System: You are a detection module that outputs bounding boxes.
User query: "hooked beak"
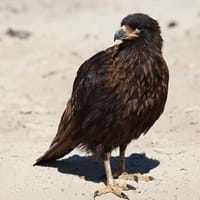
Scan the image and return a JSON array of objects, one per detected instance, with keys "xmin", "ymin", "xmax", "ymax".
[
  {"xmin": 114, "ymin": 27, "xmax": 129, "ymax": 41},
  {"xmin": 114, "ymin": 26, "xmax": 140, "ymax": 41}
]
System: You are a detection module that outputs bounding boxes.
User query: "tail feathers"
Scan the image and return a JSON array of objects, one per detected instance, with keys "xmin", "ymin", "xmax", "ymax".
[{"xmin": 33, "ymin": 139, "xmax": 79, "ymax": 166}]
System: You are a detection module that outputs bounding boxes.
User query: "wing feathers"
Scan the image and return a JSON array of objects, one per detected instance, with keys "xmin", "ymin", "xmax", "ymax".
[{"xmin": 34, "ymin": 101, "xmax": 81, "ymax": 165}]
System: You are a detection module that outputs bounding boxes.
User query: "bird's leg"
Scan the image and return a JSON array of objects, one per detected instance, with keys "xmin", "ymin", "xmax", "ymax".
[
  {"xmin": 94, "ymin": 152, "xmax": 135, "ymax": 199},
  {"xmin": 119, "ymin": 144, "xmax": 126, "ymax": 174},
  {"xmin": 113, "ymin": 144, "xmax": 126, "ymax": 178},
  {"xmin": 114, "ymin": 145, "xmax": 154, "ymax": 182}
]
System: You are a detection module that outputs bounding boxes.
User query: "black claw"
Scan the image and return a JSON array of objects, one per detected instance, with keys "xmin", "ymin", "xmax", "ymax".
[
  {"xmin": 121, "ymin": 192, "xmax": 129, "ymax": 200},
  {"xmin": 134, "ymin": 176, "xmax": 139, "ymax": 182},
  {"xmin": 149, "ymin": 176, "xmax": 154, "ymax": 181},
  {"xmin": 127, "ymin": 184, "xmax": 136, "ymax": 190},
  {"xmin": 93, "ymin": 191, "xmax": 99, "ymax": 199}
]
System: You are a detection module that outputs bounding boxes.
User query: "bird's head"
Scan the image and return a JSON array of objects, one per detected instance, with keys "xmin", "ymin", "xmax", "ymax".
[{"xmin": 114, "ymin": 13, "xmax": 162, "ymax": 49}]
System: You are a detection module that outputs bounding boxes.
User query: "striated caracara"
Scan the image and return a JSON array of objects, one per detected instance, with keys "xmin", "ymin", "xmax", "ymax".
[{"xmin": 34, "ymin": 13, "xmax": 169, "ymax": 199}]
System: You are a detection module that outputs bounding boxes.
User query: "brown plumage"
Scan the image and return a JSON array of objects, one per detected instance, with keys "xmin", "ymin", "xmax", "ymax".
[{"xmin": 34, "ymin": 13, "xmax": 169, "ymax": 199}]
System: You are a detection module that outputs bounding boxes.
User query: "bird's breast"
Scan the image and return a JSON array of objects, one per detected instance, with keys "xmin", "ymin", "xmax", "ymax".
[{"xmin": 106, "ymin": 56, "xmax": 168, "ymax": 121}]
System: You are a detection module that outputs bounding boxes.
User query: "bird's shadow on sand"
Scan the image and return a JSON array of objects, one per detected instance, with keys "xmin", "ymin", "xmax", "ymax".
[{"xmin": 39, "ymin": 153, "xmax": 160, "ymax": 183}]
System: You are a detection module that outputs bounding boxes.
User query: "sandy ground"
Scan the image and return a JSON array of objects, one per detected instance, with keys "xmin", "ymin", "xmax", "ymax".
[{"xmin": 0, "ymin": 0, "xmax": 200, "ymax": 199}]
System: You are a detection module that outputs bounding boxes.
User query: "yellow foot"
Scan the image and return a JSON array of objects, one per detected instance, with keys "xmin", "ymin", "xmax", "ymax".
[
  {"xmin": 114, "ymin": 172, "xmax": 154, "ymax": 182},
  {"xmin": 94, "ymin": 183, "xmax": 135, "ymax": 199}
]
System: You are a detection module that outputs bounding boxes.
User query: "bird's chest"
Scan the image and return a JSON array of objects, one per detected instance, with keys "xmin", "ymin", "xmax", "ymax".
[{"xmin": 107, "ymin": 61, "xmax": 167, "ymax": 118}]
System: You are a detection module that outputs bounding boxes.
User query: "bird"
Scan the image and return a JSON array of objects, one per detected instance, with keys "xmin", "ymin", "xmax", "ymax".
[{"xmin": 34, "ymin": 13, "xmax": 169, "ymax": 199}]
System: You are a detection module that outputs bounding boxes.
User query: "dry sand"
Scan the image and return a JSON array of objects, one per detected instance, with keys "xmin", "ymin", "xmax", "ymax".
[{"xmin": 0, "ymin": 0, "xmax": 200, "ymax": 199}]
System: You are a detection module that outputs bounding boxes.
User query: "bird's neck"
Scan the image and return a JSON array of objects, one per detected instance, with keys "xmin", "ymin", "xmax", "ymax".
[
  {"xmin": 115, "ymin": 41, "xmax": 161, "ymax": 64},
  {"xmin": 119, "ymin": 36, "xmax": 163, "ymax": 55}
]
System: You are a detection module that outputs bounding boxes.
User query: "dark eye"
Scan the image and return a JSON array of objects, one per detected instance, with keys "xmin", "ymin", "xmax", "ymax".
[{"xmin": 138, "ymin": 27, "xmax": 145, "ymax": 33}]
